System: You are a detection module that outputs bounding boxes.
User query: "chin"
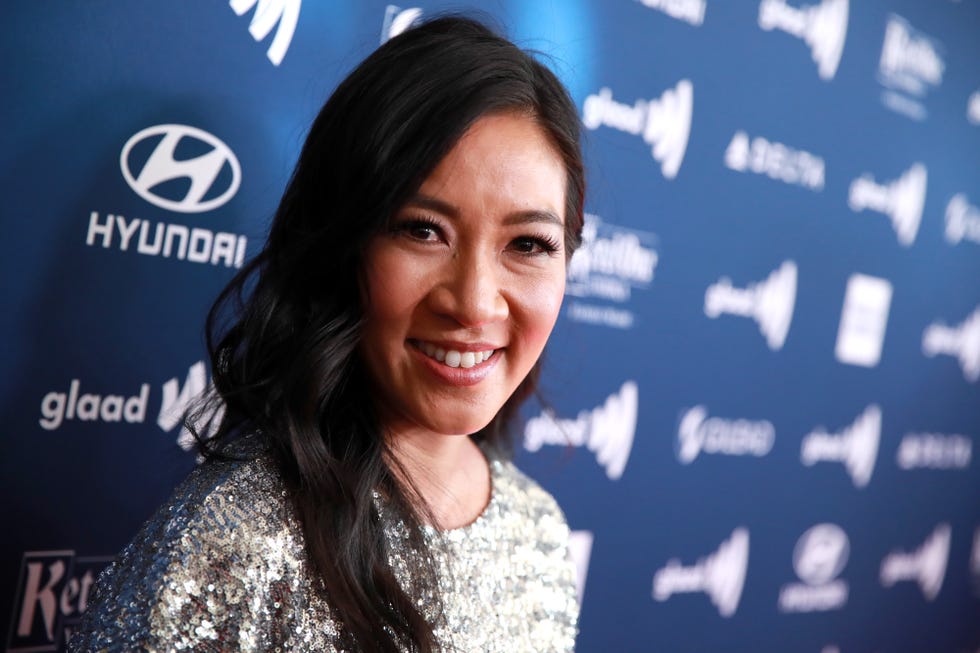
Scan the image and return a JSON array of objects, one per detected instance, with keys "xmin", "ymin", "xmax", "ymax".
[{"xmin": 417, "ymin": 410, "xmax": 499, "ymax": 438}]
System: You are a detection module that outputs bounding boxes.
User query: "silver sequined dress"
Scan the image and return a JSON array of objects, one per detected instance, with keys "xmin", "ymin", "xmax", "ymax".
[{"xmin": 69, "ymin": 449, "xmax": 579, "ymax": 652}]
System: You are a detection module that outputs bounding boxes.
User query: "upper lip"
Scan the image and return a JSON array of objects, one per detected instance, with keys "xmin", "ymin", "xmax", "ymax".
[{"xmin": 410, "ymin": 338, "xmax": 502, "ymax": 351}]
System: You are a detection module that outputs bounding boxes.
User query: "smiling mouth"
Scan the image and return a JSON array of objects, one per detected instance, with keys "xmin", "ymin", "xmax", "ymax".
[{"xmin": 412, "ymin": 341, "xmax": 497, "ymax": 369}]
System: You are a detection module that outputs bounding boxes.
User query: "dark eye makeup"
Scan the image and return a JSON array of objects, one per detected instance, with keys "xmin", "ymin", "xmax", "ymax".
[{"xmin": 390, "ymin": 214, "xmax": 562, "ymax": 257}]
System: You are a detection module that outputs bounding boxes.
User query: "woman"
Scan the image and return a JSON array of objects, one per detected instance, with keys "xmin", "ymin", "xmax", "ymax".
[{"xmin": 71, "ymin": 15, "xmax": 585, "ymax": 653}]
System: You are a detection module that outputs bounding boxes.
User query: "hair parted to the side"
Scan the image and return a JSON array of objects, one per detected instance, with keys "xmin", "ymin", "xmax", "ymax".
[{"xmin": 194, "ymin": 15, "xmax": 584, "ymax": 652}]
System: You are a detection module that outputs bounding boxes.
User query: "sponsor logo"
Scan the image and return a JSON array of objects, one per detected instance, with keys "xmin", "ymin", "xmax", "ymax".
[
  {"xmin": 922, "ymin": 306, "xmax": 980, "ymax": 382},
  {"xmin": 724, "ymin": 130, "xmax": 825, "ymax": 192},
  {"xmin": 835, "ymin": 274, "xmax": 893, "ymax": 368},
  {"xmin": 969, "ymin": 91, "xmax": 980, "ymax": 126},
  {"xmin": 582, "ymin": 81, "xmax": 693, "ymax": 179},
  {"xmin": 704, "ymin": 260, "xmax": 797, "ymax": 351},
  {"xmin": 565, "ymin": 304, "xmax": 636, "ymax": 330},
  {"xmin": 568, "ymin": 531, "xmax": 594, "ymax": 605},
  {"xmin": 877, "ymin": 14, "xmax": 945, "ymax": 121},
  {"xmin": 897, "ymin": 432, "xmax": 972, "ymax": 470},
  {"xmin": 38, "ymin": 361, "xmax": 219, "ymax": 452},
  {"xmin": 94, "ymin": 125, "xmax": 249, "ymax": 268},
  {"xmin": 229, "ymin": 0, "xmax": 301, "ymax": 66},
  {"xmin": 945, "ymin": 194, "xmax": 980, "ymax": 246},
  {"xmin": 676, "ymin": 406, "xmax": 775, "ymax": 464},
  {"xmin": 523, "ymin": 381, "xmax": 638, "ymax": 480},
  {"xmin": 758, "ymin": 0, "xmax": 849, "ymax": 81},
  {"xmin": 381, "ymin": 5, "xmax": 422, "ymax": 43},
  {"xmin": 652, "ymin": 527, "xmax": 749, "ymax": 617},
  {"xmin": 565, "ymin": 213, "xmax": 658, "ymax": 330},
  {"xmin": 39, "ymin": 379, "xmax": 149, "ymax": 432},
  {"xmin": 801, "ymin": 404, "xmax": 881, "ymax": 488},
  {"xmin": 778, "ymin": 523, "xmax": 849, "ymax": 612},
  {"xmin": 157, "ymin": 361, "xmax": 224, "ymax": 453},
  {"xmin": 121, "ymin": 124, "xmax": 241, "ymax": 214},
  {"xmin": 880, "ymin": 523, "xmax": 951, "ymax": 601},
  {"xmin": 636, "ymin": 0, "xmax": 706, "ymax": 26},
  {"xmin": 848, "ymin": 163, "xmax": 927, "ymax": 247},
  {"xmin": 86, "ymin": 211, "xmax": 247, "ymax": 268},
  {"xmin": 7, "ymin": 550, "xmax": 111, "ymax": 652}
]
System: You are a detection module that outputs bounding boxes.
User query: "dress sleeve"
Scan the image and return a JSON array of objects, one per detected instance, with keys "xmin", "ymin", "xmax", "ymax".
[{"xmin": 69, "ymin": 461, "xmax": 339, "ymax": 652}]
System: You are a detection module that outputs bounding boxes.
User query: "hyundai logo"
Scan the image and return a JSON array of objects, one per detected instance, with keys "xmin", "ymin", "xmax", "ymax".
[{"xmin": 120, "ymin": 124, "xmax": 241, "ymax": 213}]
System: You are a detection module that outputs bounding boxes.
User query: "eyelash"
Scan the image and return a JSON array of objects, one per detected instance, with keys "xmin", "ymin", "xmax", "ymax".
[
  {"xmin": 391, "ymin": 216, "xmax": 562, "ymax": 257},
  {"xmin": 391, "ymin": 216, "xmax": 443, "ymax": 242}
]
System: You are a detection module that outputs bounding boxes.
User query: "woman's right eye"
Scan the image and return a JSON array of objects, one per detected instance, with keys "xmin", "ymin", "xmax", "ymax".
[{"xmin": 392, "ymin": 218, "xmax": 442, "ymax": 242}]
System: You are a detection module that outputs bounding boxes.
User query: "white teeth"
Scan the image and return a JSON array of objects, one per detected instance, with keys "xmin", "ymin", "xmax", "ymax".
[{"xmin": 416, "ymin": 342, "xmax": 494, "ymax": 368}]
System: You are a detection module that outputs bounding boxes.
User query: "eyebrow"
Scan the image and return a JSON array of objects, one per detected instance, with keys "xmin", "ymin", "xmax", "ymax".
[{"xmin": 404, "ymin": 193, "xmax": 563, "ymax": 228}]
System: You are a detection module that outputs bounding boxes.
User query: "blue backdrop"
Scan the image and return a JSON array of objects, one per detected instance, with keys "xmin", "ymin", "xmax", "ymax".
[{"xmin": 2, "ymin": 1, "xmax": 978, "ymax": 651}]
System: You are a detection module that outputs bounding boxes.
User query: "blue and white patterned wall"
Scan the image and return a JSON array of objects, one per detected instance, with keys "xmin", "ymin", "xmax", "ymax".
[{"xmin": 2, "ymin": 2, "xmax": 978, "ymax": 651}]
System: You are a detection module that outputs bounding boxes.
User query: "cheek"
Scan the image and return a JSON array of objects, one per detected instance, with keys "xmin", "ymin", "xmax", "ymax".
[
  {"xmin": 364, "ymin": 247, "xmax": 425, "ymax": 323},
  {"xmin": 514, "ymin": 269, "xmax": 566, "ymax": 350}
]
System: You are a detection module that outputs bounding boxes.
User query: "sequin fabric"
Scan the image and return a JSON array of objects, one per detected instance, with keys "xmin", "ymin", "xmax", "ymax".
[{"xmin": 69, "ymin": 449, "xmax": 578, "ymax": 652}]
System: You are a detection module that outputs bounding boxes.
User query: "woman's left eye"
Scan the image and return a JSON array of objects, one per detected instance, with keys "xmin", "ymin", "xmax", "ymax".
[{"xmin": 509, "ymin": 235, "xmax": 561, "ymax": 256}]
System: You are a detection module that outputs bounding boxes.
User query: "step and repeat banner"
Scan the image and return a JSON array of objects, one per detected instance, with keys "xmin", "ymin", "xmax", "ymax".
[{"xmin": 2, "ymin": 1, "xmax": 978, "ymax": 651}]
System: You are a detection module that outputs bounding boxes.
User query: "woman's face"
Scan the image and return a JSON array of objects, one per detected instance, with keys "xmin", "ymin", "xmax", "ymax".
[{"xmin": 360, "ymin": 112, "xmax": 568, "ymax": 439}]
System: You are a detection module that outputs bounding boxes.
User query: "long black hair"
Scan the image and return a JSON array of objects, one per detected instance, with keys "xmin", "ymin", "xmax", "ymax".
[{"xmin": 198, "ymin": 15, "xmax": 584, "ymax": 652}]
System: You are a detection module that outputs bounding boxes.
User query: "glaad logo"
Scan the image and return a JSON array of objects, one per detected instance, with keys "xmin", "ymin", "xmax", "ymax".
[
  {"xmin": 121, "ymin": 124, "xmax": 241, "ymax": 214},
  {"xmin": 945, "ymin": 194, "xmax": 980, "ymax": 246},
  {"xmin": 523, "ymin": 381, "xmax": 638, "ymax": 480},
  {"xmin": 758, "ymin": 0, "xmax": 849, "ymax": 81},
  {"xmin": 896, "ymin": 432, "xmax": 972, "ymax": 470},
  {"xmin": 7, "ymin": 550, "xmax": 110, "ymax": 652},
  {"xmin": 922, "ymin": 306, "xmax": 980, "ymax": 382},
  {"xmin": 229, "ymin": 0, "xmax": 301, "ymax": 66},
  {"xmin": 158, "ymin": 361, "xmax": 224, "ymax": 453},
  {"xmin": 835, "ymin": 274, "xmax": 893, "ymax": 368},
  {"xmin": 582, "ymin": 81, "xmax": 693, "ymax": 179},
  {"xmin": 724, "ymin": 130, "xmax": 825, "ymax": 192},
  {"xmin": 801, "ymin": 404, "xmax": 881, "ymax": 488},
  {"xmin": 39, "ymin": 380, "xmax": 148, "ymax": 431},
  {"xmin": 877, "ymin": 14, "xmax": 944, "ymax": 121},
  {"xmin": 880, "ymin": 523, "xmax": 951, "ymax": 601},
  {"xmin": 652, "ymin": 527, "xmax": 750, "ymax": 618},
  {"xmin": 568, "ymin": 531, "xmax": 594, "ymax": 605},
  {"xmin": 848, "ymin": 163, "xmax": 927, "ymax": 247},
  {"xmin": 637, "ymin": 0, "xmax": 706, "ymax": 26},
  {"xmin": 565, "ymin": 213, "xmax": 659, "ymax": 330},
  {"xmin": 778, "ymin": 524, "xmax": 849, "ymax": 612},
  {"xmin": 38, "ymin": 362, "xmax": 220, "ymax": 452},
  {"xmin": 704, "ymin": 260, "xmax": 797, "ymax": 351},
  {"xmin": 381, "ymin": 5, "xmax": 422, "ymax": 43},
  {"xmin": 676, "ymin": 406, "xmax": 775, "ymax": 464}
]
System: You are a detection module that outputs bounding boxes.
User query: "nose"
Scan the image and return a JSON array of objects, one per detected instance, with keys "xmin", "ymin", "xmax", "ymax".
[{"xmin": 429, "ymin": 249, "xmax": 509, "ymax": 328}]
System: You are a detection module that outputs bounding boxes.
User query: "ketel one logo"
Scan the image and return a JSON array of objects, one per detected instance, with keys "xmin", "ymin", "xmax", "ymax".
[
  {"xmin": 120, "ymin": 124, "xmax": 242, "ymax": 214},
  {"xmin": 7, "ymin": 551, "xmax": 111, "ymax": 651}
]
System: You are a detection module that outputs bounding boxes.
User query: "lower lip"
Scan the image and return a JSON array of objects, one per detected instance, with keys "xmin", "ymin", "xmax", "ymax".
[{"xmin": 410, "ymin": 345, "xmax": 501, "ymax": 387}]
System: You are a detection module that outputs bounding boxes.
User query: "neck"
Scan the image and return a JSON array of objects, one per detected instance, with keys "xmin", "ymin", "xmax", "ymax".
[{"xmin": 387, "ymin": 429, "xmax": 491, "ymax": 530}]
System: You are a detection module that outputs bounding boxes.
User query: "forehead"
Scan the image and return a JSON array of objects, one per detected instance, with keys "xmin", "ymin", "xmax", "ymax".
[{"xmin": 416, "ymin": 112, "xmax": 567, "ymax": 221}]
